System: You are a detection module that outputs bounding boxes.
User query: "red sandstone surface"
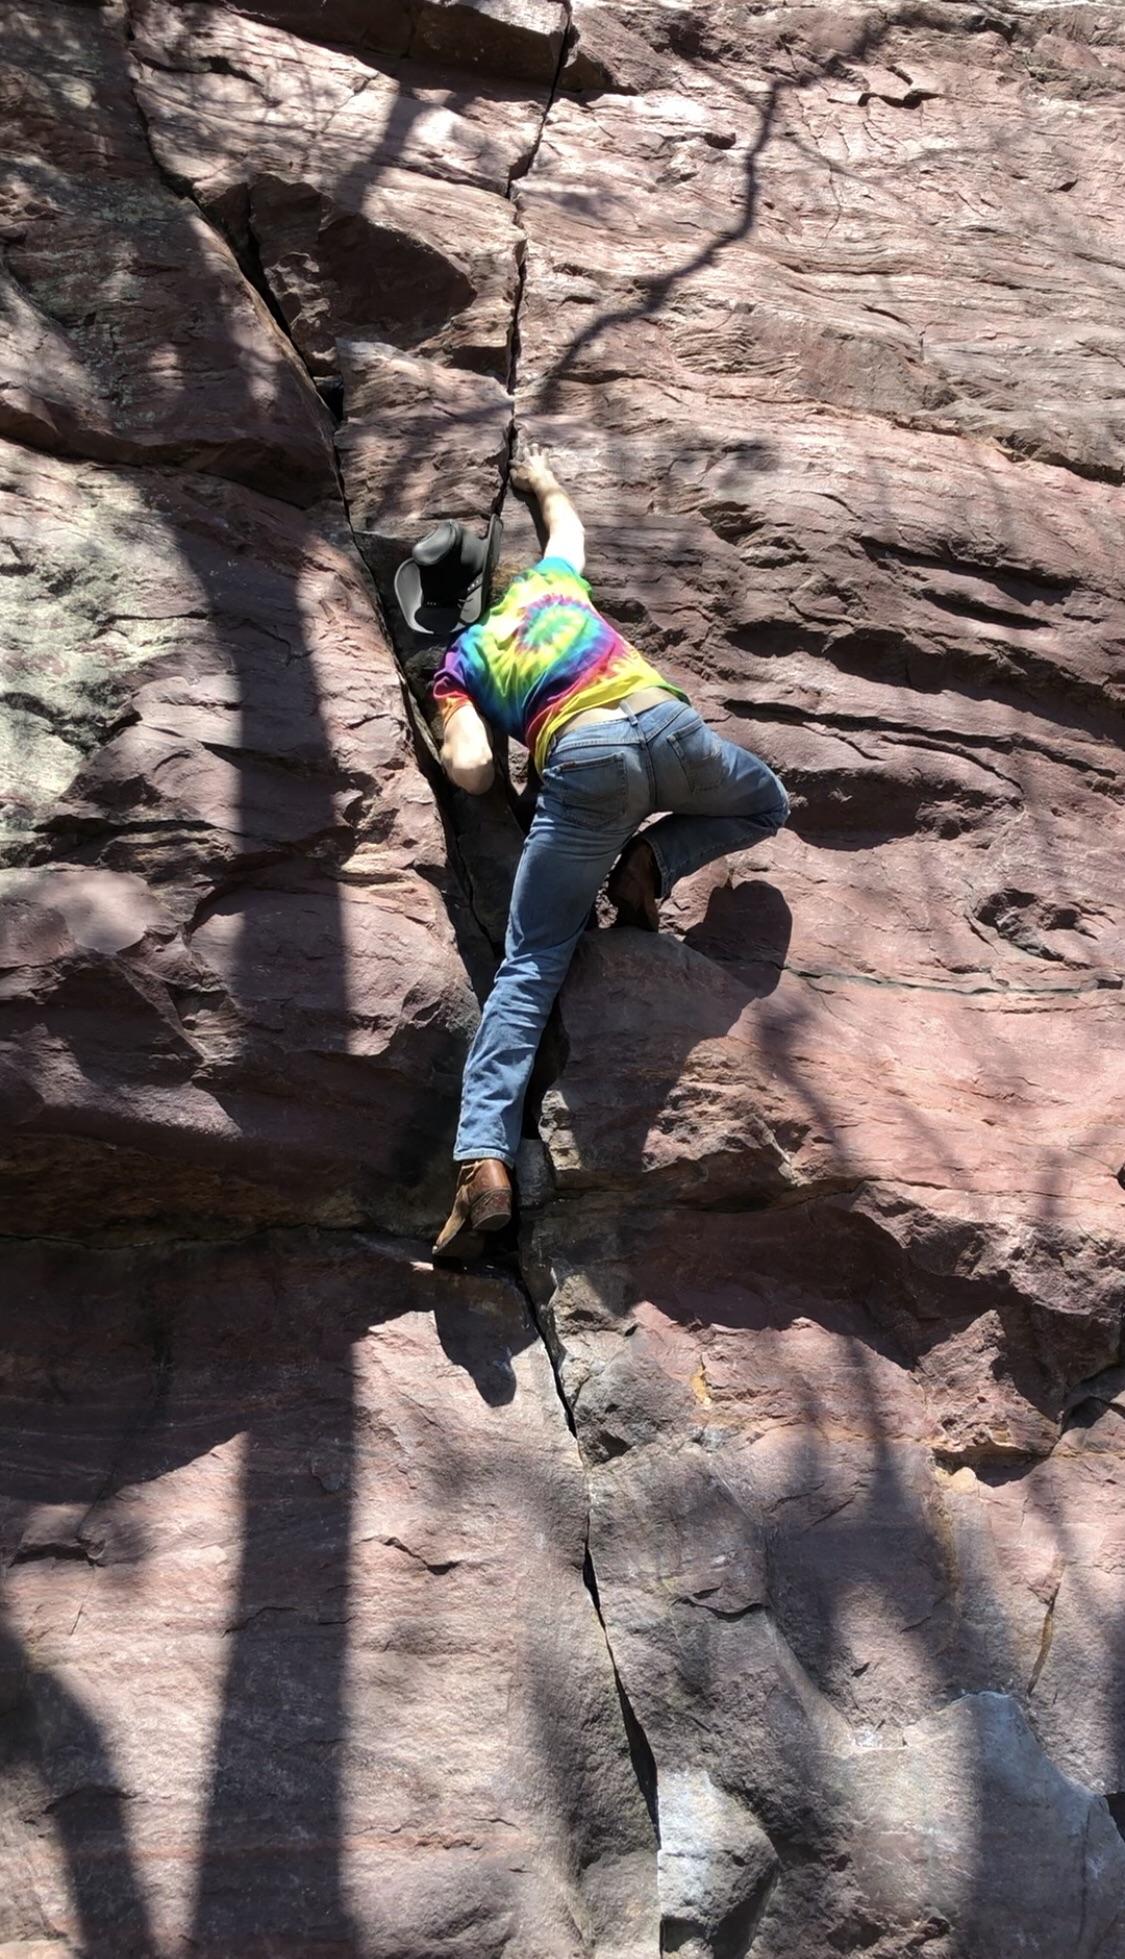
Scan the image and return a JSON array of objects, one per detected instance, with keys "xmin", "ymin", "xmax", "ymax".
[{"xmin": 1, "ymin": 1, "xmax": 1123, "ymax": 1953}]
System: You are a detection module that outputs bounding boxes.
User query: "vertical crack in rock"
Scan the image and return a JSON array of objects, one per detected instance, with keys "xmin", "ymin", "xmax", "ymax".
[
  {"xmin": 582, "ymin": 1541, "xmax": 660, "ymax": 1836},
  {"xmin": 509, "ymin": 1256, "xmax": 663, "ymax": 1857},
  {"xmin": 496, "ymin": 1, "xmax": 575, "ymax": 509},
  {"xmin": 480, "ymin": 8, "xmax": 671, "ymax": 1887},
  {"xmin": 119, "ymin": 5, "xmax": 662, "ymax": 1906},
  {"xmin": 487, "ymin": 12, "xmax": 671, "ymax": 1879},
  {"xmin": 1028, "ymin": 1573, "xmax": 1064, "ymax": 1698},
  {"xmin": 121, "ymin": 9, "xmax": 492, "ymax": 930},
  {"xmin": 122, "ymin": 13, "xmax": 332, "ymax": 410},
  {"xmin": 121, "ymin": 16, "xmax": 533, "ymax": 955}
]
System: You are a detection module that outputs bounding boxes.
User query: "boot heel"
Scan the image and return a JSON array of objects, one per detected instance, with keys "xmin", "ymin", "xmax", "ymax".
[{"xmin": 470, "ymin": 1192, "xmax": 512, "ymax": 1233}]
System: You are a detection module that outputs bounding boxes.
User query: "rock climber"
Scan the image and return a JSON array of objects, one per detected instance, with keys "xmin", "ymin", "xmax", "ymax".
[{"xmin": 430, "ymin": 440, "xmax": 790, "ymax": 1259}]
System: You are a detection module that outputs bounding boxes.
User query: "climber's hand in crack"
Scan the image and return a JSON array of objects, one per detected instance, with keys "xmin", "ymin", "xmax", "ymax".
[
  {"xmin": 511, "ymin": 438, "xmax": 586, "ymax": 574},
  {"xmin": 440, "ymin": 699, "xmax": 494, "ymax": 795},
  {"xmin": 510, "ymin": 439, "xmax": 555, "ymax": 494}
]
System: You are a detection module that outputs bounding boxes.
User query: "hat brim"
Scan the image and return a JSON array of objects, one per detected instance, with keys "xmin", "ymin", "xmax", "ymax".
[
  {"xmin": 393, "ymin": 559, "xmax": 423, "ymax": 631},
  {"xmin": 456, "ymin": 515, "xmax": 503, "ymax": 628}
]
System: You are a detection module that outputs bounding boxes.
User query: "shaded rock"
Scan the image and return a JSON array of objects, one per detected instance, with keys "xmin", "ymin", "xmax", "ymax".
[
  {"xmin": 337, "ymin": 343, "xmax": 514, "ymax": 629},
  {"xmin": 208, "ymin": 0, "xmax": 567, "ymax": 80},
  {"xmin": 246, "ymin": 170, "xmax": 520, "ymax": 382},
  {"xmin": 525, "ymin": 1197, "xmax": 1125, "ymax": 1953},
  {"xmin": 0, "ymin": 443, "xmax": 479, "ymax": 1229},
  {"xmin": 0, "ymin": 0, "xmax": 333, "ymax": 497},
  {"xmin": 127, "ymin": 1, "xmax": 535, "ymax": 402},
  {"xmin": 941, "ymin": 1403, "xmax": 1125, "ymax": 1803},
  {"xmin": 335, "ymin": 340, "xmax": 527, "ymax": 944},
  {"xmin": 841, "ymin": 1694, "xmax": 1125, "ymax": 1959},
  {"xmin": 0, "ymin": 1231, "xmax": 658, "ymax": 1956},
  {"xmin": 130, "ymin": 0, "xmax": 549, "ymax": 203},
  {"xmin": 657, "ymin": 1768, "xmax": 776, "ymax": 1959},
  {"xmin": 538, "ymin": 921, "xmax": 1125, "ymax": 1235},
  {"xmin": 407, "ymin": 0, "xmax": 567, "ymax": 83}
]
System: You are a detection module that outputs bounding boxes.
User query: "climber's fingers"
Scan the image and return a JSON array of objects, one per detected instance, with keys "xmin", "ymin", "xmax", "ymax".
[{"xmin": 511, "ymin": 437, "xmax": 554, "ymax": 492}]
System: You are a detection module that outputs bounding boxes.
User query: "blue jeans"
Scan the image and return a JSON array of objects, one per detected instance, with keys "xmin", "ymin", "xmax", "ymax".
[{"xmin": 454, "ymin": 696, "xmax": 789, "ymax": 1165}]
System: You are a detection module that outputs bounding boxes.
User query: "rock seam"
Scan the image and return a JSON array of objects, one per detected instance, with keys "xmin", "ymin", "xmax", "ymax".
[{"xmin": 118, "ymin": 8, "xmax": 670, "ymax": 1940}]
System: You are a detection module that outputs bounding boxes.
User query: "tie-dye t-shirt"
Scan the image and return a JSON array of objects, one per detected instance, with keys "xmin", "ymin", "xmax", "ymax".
[{"xmin": 432, "ymin": 555, "xmax": 686, "ymax": 774}]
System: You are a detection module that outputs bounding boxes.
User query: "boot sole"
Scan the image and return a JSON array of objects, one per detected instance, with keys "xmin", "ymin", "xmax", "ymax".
[{"xmin": 433, "ymin": 1229, "xmax": 485, "ymax": 1263}]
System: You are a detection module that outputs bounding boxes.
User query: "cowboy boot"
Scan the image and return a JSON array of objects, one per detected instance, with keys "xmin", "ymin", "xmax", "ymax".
[
  {"xmin": 433, "ymin": 1158, "xmax": 513, "ymax": 1259},
  {"xmin": 608, "ymin": 837, "xmax": 661, "ymax": 932}
]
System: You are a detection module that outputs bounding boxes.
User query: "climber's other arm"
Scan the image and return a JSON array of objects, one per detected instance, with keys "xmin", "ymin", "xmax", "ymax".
[
  {"xmin": 512, "ymin": 440, "xmax": 585, "ymax": 575},
  {"xmin": 440, "ymin": 699, "xmax": 495, "ymax": 795}
]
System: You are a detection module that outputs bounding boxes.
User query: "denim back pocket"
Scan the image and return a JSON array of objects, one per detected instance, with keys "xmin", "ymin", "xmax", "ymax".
[
  {"xmin": 546, "ymin": 748, "xmax": 630, "ymax": 831},
  {"xmin": 668, "ymin": 712, "xmax": 726, "ymax": 795}
]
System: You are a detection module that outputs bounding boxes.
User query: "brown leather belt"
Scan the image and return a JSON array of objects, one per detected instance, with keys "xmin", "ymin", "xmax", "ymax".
[{"xmin": 557, "ymin": 685, "xmax": 677, "ymax": 739}]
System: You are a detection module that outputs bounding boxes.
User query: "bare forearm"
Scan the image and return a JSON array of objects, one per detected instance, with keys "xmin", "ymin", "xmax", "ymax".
[
  {"xmin": 440, "ymin": 701, "xmax": 495, "ymax": 794},
  {"xmin": 541, "ymin": 483, "xmax": 585, "ymax": 570},
  {"xmin": 514, "ymin": 442, "xmax": 586, "ymax": 572}
]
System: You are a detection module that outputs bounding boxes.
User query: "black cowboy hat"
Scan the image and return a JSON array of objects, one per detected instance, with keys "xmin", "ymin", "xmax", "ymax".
[{"xmin": 393, "ymin": 516, "xmax": 502, "ymax": 640}]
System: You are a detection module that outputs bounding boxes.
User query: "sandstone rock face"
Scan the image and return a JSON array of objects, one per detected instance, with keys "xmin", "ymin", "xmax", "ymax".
[
  {"xmin": 1, "ymin": 0, "xmax": 1123, "ymax": 1954},
  {"xmin": 1, "ymin": 1236, "xmax": 657, "ymax": 1957}
]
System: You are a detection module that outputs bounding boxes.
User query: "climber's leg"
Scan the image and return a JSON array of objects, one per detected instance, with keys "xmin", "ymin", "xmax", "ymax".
[
  {"xmin": 452, "ymin": 734, "xmax": 647, "ymax": 1168},
  {"xmin": 613, "ymin": 704, "xmax": 789, "ymax": 913}
]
